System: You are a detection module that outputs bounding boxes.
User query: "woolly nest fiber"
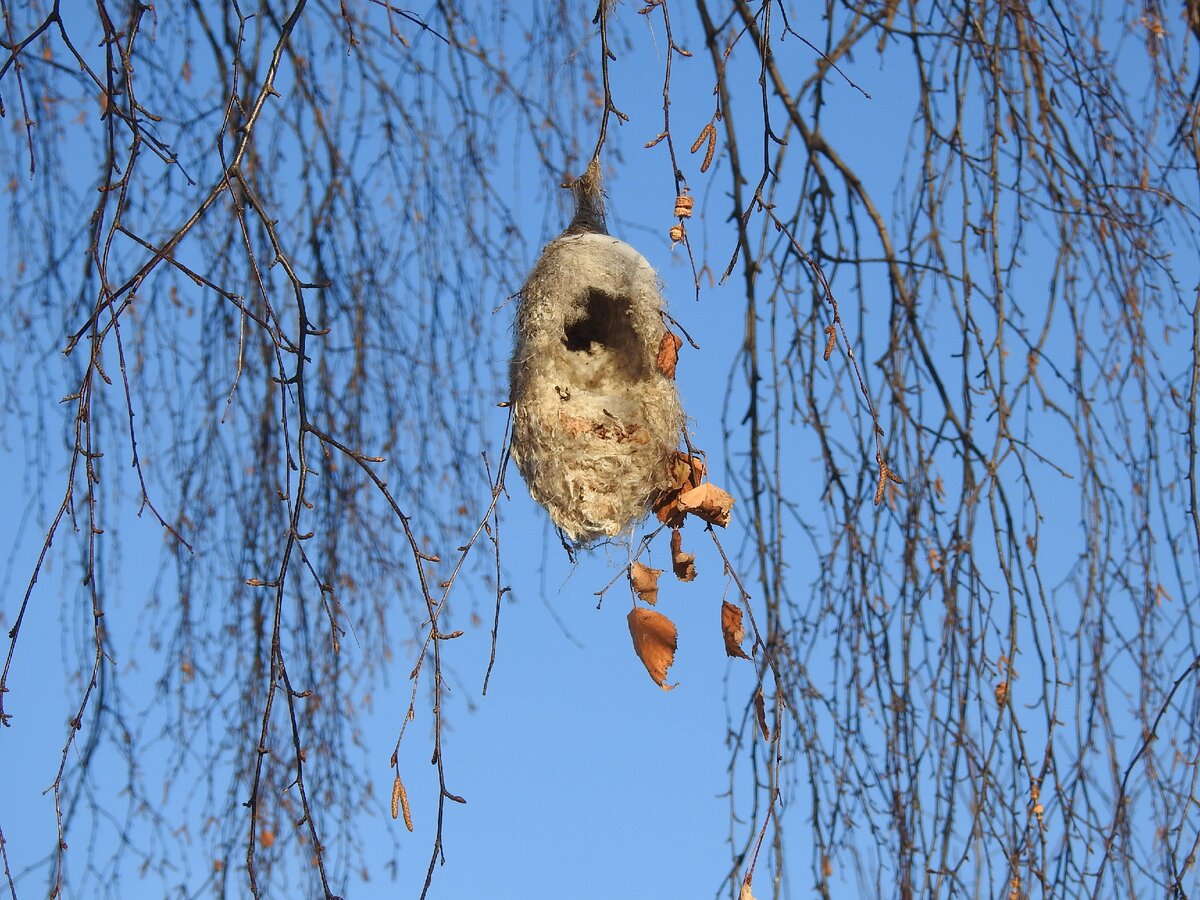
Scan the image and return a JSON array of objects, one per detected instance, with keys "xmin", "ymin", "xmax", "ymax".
[{"xmin": 510, "ymin": 167, "xmax": 683, "ymax": 545}]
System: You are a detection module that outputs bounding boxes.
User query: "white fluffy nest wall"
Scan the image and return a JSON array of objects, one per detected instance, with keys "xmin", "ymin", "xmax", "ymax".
[{"xmin": 510, "ymin": 172, "xmax": 683, "ymax": 545}]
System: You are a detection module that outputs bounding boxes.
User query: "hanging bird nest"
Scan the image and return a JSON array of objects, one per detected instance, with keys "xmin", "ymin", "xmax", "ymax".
[{"xmin": 510, "ymin": 161, "xmax": 684, "ymax": 545}]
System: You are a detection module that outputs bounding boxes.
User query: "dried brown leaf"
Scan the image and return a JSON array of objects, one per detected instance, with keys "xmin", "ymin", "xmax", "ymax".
[
  {"xmin": 671, "ymin": 529, "xmax": 696, "ymax": 582},
  {"xmin": 654, "ymin": 495, "xmax": 685, "ymax": 528},
  {"xmin": 630, "ymin": 562, "xmax": 664, "ymax": 605},
  {"xmin": 677, "ymin": 482, "xmax": 735, "ymax": 527},
  {"xmin": 653, "ymin": 453, "xmax": 706, "ymax": 526},
  {"xmin": 722, "ymin": 601, "xmax": 750, "ymax": 659},
  {"xmin": 754, "ymin": 689, "xmax": 769, "ymax": 741},
  {"xmin": 656, "ymin": 331, "xmax": 683, "ymax": 379},
  {"xmin": 627, "ymin": 607, "xmax": 678, "ymax": 690},
  {"xmin": 673, "ymin": 453, "xmax": 706, "ymax": 490}
]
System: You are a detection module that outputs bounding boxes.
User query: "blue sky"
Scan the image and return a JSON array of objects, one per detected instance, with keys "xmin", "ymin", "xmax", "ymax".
[
  {"xmin": 0, "ymin": 7, "xmax": 800, "ymax": 897},
  {"xmin": 3, "ymin": 2, "xmax": 1199, "ymax": 899}
]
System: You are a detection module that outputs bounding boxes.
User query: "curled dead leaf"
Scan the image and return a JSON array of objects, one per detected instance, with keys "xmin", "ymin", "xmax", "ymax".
[
  {"xmin": 754, "ymin": 689, "xmax": 769, "ymax": 741},
  {"xmin": 666, "ymin": 452, "xmax": 706, "ymax": 493},
  {"xmin": 677, "ymin": 482, "xmax": 734, "ymax": 527},
  {"xmin": 656, "ymin": 330, "xmax": 684, "ymax": 380},
  {"xmin": 722, "ymin": 601, "xmax": 750, "ymax": 659},
  {"xmin": 627, "ymin": 607, "xmax": 678, "ymax": 690},
  {"xmin": 630, "ymin": 562, "xmax": 663, "ymax": 605},
  {"xmin": 679, "ymin": 453, "xmax": 706, "ymax": 487},
  {"xmin": 653, "ymin": 453, "xmax": 706, "ymax": 527},
  {"xmin": 670, "ymin": 529, "xmax": 696, "ymax": 582}
]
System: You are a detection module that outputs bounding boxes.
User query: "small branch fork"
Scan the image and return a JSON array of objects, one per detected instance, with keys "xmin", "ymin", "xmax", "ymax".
[
  {"xmin": 707, "ymin": 524, "xmax": 786, "ymax": 900},
  {"xmin": 639, "ymin": 0, "xmax": 704, "ymax": 296},
  {"xmin": 0, "ymin": 6, "xmax": 190, "ymax": 896},
  {"xmin": 590, "ymin": 1, "xmax": 629, "ymax": 162},
  {"xmin": 692, "ymin": 0, "xmax": 900, "ymax": 504},
  {"xmin": 598, "ymin": 511, "xmax": 788, "ymax": 900},
  {"xmin": 759, "ymin": 201, "xmax": 901, "ymax": 504},
  {"xmin": 3, "ymin": 1, "xmax": 518, "ymax": 897},
  {"xmin": 312, "ymin": 416, "xmax": 515, "ymax": 900}
]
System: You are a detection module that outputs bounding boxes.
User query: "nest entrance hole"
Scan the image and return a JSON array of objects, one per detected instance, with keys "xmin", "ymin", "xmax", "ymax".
[{"xmin": 563, "ymin": 288, "xmax": 639, "ymax": 363}]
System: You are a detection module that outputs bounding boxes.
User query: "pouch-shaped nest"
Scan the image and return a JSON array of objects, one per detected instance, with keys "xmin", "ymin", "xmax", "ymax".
[{"xmin": 510, "ymin": 229, "xmax": 683, "ymax": 544}]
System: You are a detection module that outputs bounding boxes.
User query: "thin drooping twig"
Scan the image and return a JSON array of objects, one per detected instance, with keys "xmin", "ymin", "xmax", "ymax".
[{"xmin": 590, "ymin": 0, "xmax": 629, "ymax": 162}]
